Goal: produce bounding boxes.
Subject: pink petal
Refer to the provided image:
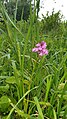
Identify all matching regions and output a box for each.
[38,47,42,51]
[39,52,43,56]
[43,49,48,55]
[45,50,48,55]
[36,43,41,47]
[32,48,38,52]
[41,41,46,45]
[41,43,47,49]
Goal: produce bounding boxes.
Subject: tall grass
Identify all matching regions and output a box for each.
[0,0,67,119]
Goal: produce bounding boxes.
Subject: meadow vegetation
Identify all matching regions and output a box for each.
[0,0,67,119]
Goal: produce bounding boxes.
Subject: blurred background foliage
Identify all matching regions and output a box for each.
[0,0,67,38]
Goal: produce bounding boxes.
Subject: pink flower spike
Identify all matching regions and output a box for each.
[32,41,48,56]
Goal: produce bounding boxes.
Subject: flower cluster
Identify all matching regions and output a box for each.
[32,41,48,56]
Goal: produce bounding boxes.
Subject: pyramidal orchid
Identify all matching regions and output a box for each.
[32,41,48,56]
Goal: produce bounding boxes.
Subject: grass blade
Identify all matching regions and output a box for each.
[6,86,38,119]
[34,96,44,119]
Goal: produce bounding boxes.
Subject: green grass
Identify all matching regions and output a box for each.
[0,1,67,119]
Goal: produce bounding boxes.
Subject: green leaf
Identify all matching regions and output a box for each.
[0,84,9,93]
[6,76,16,84]
[0,96,11,112]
